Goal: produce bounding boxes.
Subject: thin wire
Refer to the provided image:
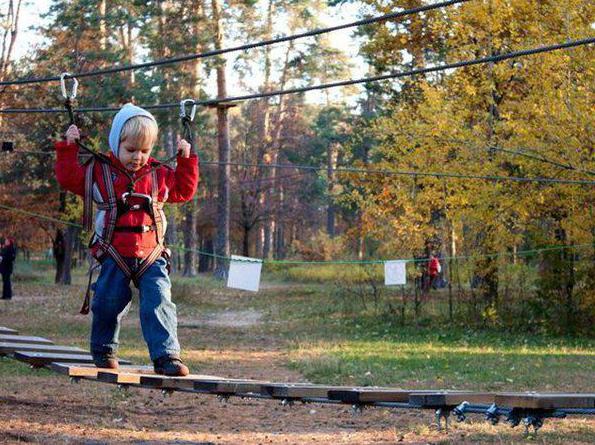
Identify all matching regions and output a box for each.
[0,0,470,87]
[201,161,595,185]
[0,201,591,265]
[0,203,81,227]
[1,37,593,114]
[170,242,594,264]
[4,151,594,185]
[491,146,595,176]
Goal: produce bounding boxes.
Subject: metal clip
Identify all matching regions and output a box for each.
[435,407,450,431]
[485,403,500,425]
[121,192,153,207]
[453,401,469,422]
[179,99,197,122]
[60,72,79,100]
[350,403,364,416]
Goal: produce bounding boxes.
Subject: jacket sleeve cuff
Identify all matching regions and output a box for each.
[54,140,79,152]
[176,153,199,166]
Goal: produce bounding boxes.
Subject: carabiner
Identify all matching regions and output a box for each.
[179,99,197,122]
[60,72,79,100]
[121,192,153,209]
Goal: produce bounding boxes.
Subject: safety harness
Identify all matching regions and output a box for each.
[59,74,198,314]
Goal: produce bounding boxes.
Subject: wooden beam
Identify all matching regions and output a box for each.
[494,393,595,409]
[0,334,53,345]
[0,326,18,335]
[193,378,269,395]
[409,392,496,407]
[0,342,86,355]
[139,374,227,390]
[96,368,155,385]
[328,388,421,404]
[260,383,346,399]
[50,362,148,379]
[13,351,132,368]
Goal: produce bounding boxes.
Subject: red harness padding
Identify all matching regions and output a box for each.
[79,159,167,314]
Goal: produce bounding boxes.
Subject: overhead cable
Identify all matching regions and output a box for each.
[1,37,592,114]
[200,160,595,186]
[0,0,470,87]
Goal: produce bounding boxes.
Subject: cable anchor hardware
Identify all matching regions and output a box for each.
[179,99,197,122]
[485,403,501,425]
[435,407,450,431]
[60,72,79,101]
[453,401,469,422]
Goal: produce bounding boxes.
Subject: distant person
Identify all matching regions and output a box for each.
[0,237,17,300]
[424,253,441,292]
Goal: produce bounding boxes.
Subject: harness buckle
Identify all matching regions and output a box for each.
[121,192,153,208]
[60,72,79,100]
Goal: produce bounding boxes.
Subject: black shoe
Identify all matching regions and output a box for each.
[93,354,119,369]
[153,356,189,376]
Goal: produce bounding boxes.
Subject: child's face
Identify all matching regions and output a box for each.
[118,137,153,172]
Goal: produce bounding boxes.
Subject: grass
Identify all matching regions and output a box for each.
[1,259,594,443]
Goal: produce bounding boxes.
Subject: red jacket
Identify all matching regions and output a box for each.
[55,140,199,258]
[428,256,440,277]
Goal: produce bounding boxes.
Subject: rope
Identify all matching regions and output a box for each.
[1,202,592,265]
[171,242,595,264]
[0,0,470,87]
[0,203,81,227]
[4,150,595,185]
[199,160,595,186]
[491,146,595,176]
[1,37,593,114]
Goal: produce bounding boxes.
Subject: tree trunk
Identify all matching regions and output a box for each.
[163,126,178,272]
[327,142,339,238]
[211,0,231,278]
[53,228,65,284]
[59,226,78,285]
[183,201,198,276]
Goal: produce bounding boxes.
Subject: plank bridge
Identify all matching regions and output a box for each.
[1,326,593,435]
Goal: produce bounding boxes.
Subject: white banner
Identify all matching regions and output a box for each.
[384,260,407,285]
[227,255,263,292]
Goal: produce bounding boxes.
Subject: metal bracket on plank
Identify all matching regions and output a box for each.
[435,407,450,431]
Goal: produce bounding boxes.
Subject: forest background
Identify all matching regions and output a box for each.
[0,0,593,335]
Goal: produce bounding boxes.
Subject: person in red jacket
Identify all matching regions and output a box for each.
[55,103,199,376]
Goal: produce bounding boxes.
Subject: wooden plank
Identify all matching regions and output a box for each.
[260,383,347,399]
[0,342,87,355]
[96,368,155,385]
[50,362,148,379]
[328,388,425,403]
[13,351,132,368]
[0,326,18,335]
[139,374,228,390]
[193,378,270,395]
[409,392,496,407]
[494,393,595,409]
[0,334,53,345]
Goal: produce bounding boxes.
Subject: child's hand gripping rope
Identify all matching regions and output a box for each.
[176,135,191,158]
[65,124,81,144]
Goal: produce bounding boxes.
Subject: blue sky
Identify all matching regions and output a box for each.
[14,0,368,105]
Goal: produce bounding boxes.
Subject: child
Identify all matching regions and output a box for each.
[55,103,199,376]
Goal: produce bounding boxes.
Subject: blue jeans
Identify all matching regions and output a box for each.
[90,256,180,361]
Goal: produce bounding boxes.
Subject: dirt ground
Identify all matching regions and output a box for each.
[0,284,593,444]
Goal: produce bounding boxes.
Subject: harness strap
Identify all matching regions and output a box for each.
[114,225,156,233]
[83,159,95,231]
[101,162,118,244]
